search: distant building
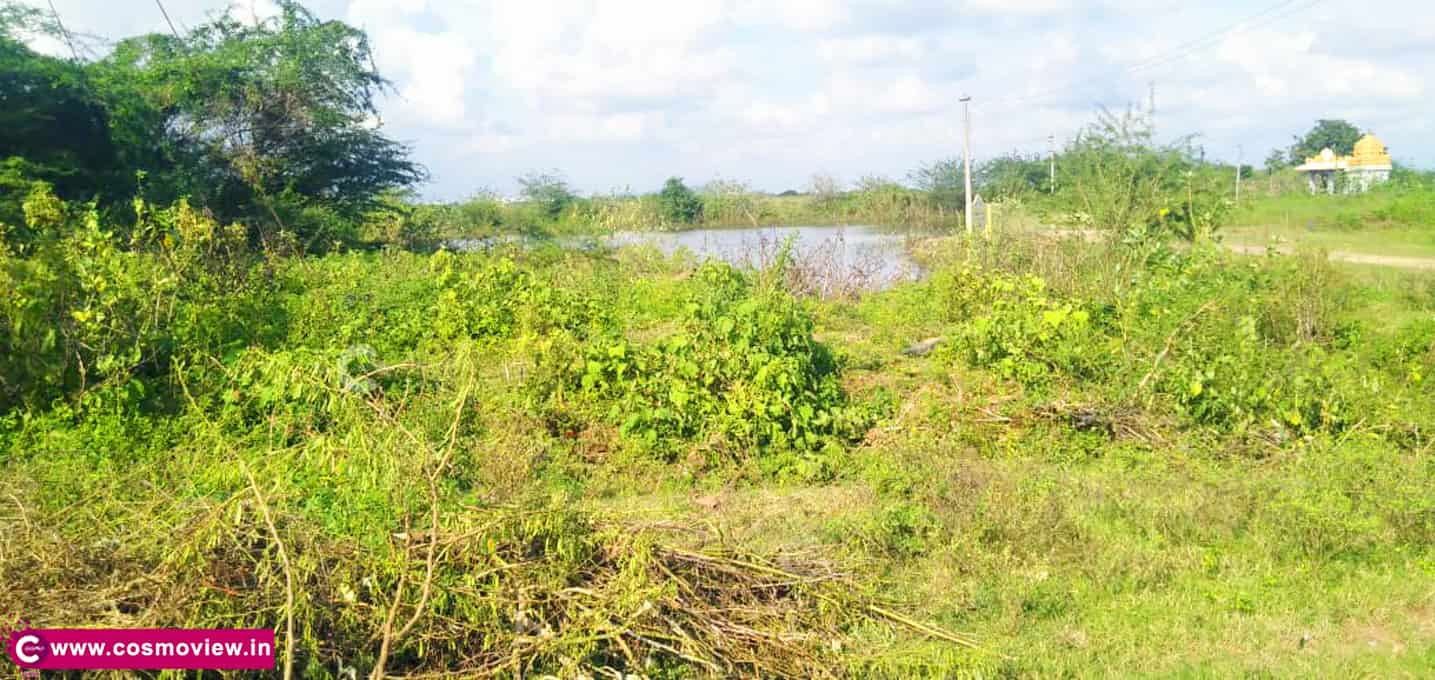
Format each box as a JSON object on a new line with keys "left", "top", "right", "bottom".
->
{"left": 1294, "top": 134, "right": 1393, "bottom": 194}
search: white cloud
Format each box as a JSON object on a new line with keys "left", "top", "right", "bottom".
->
{"left": 1214, "top": 29, "right": 1423, "bottom": 101}
{"left": 736, "top": 0, "right": 848, "bottom": 31}
{"left": 22, "top": 33, "right": 70, "bottom": 58}
{"left": 816, "top": 35, "right": 925, "bottom": 65}
{"left": 485, "top": 0, "right": 734, "bottom": 104}
{"left": 965, "top": 0, "right": 1071, "bottom": 16}
{"left": 346, "top": 0, "right": 477, "bottom": 127}
{"left": 231, "top": 0, "right": 282, "bottom": 24}
{"left": 739, "top": 93, "right": 832, "bottom": 132}
{"left": 14, "top": 0, "right": 1435, "bottom": 197}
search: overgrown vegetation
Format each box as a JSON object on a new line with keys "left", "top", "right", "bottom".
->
{"left": 1, "top": 0, "right": 422, "bottom": 250}
{"left": 4, "top": 2, "right": 1434, "bottom": 677}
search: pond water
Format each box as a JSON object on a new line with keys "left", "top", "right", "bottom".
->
{"left": 608, "top": 224, "right": 923, "bottom": 287}
{"left": 449, "top": 224, "right": 929, "bottom": 292}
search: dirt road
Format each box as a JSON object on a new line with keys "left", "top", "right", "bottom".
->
{"left": 1223, "top": 243, "right": 1435, "bottom": 270}
{"left": 1040, "top": 229, "right": 1435, "bottom": 271}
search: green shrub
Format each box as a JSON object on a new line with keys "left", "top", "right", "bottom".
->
{"left": 429, "top": 252, "right": 609, "bottom": 343}
{"left": 921, "top": 241, "right": 1421, "bottom": 440}
{"left": 545, "top": 262, "right": 858, "bottom": 464}
{"left": 657, "top": 176, "right": 703, "bottom": 225}
{"left": 936, "top": 266, "right": 1113, "bottom": 387}
{"left": 831, "top": 502, "right": 942, "bottom": 560}
{"left": 0, "top": 194, "right": 264, "bottom": 411}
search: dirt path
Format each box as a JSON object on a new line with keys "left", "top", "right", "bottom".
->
{"left": 1223, "top": 243, "right": 1435, "bottom": 270}
{"left": 1040, "top": 229, "right": 1435, "bottom": 271}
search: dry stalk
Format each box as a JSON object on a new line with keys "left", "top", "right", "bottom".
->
{"left": 238, "top": 458, "right": 294, "bottom": 680}
{"left": 1138, "top": 299, "right": 1217, "bottom": 393}
{"left": 369, "top": 384, "right": 471, "bottom": 679}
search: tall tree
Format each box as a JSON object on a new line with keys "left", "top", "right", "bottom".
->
{"left": 0, "top": 6, "right": 127, "bottom": 228}
{"left": 101, "top": 0, "right": 424, "bottom": 246}
{"left": 1264, "top": 148, "right": 1288, "bottom": 173}
{"left": 977, "top": 152, "right": 1049, "bottom": 198}
{"left": 906, "top": 159, "right": 964, "bottom": 210}
{"left": 1287, "top": 119, "right": 1362, "bottom": 165}
{"left": 517, "top": 171, "right": 576, "bottom": 219}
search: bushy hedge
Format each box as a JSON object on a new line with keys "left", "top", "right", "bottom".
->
{"left": 930, "top": 242, "right": 1433, "bottom": 441}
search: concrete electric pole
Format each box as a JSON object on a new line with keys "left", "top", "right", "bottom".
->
{"left": 1048, "top": 134, "right": 1056, "bottom": 194}
{"left": 1235, "top": 144, "right": 1243, "bottom": 203}
{"left": 961, "top": 95, "right": 972, "bottom": 235}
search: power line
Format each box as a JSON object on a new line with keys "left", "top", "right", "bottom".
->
{"left": 1121, "top": 0, "right": 1325, "bottom": 75}
{"left": 154, "top": 0, "right": 180, "bottom": 38}
{"left": 1119, "top": 0, "right": 1309, "bottom": 75}
{"left": 981, "top": 0, "right": 1327, "bottom": 112}
{"left": 45, "top": 0, "right": 81, "bottom": 61}
{"left": 959, "top": 0, "right": 1330, "bottom": 159}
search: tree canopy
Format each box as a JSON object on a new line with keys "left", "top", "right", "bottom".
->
{"left": 0, "top": 0, "right": 423, "bottom": 250}
{"left": 0, "top": 9, "right": 123, "bottom": 227}
{"left": 518, "top": 171, "right": 577, "bottom": 219}
{"left": 906, "top": 159, "right": 965, "bottom": 210}
{"left": 1288, "top": 119, "right": 1362, "bottom": 164}
{"left": 977, "top": 153, "right": 1050, "bottom": 199}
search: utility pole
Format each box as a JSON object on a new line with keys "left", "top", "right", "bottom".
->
{"left": 1235, "top": 144, "right": 1243, "bottom": 203}
{"left": 1048, "top": 134, "right": 1056, "bottom": 194}
{"left": 1148, "top": 81, "right": 1156, "bottom": 132}
{"left": 960, "top": 95, "right": 972, "bottom": 235}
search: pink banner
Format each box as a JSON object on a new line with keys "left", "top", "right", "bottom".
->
{"left": 7, "top": 628, "right": 275, "bottom": 670}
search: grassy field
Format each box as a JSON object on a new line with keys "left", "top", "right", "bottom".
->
{"left": 1224, "top": 181, "right": 1435, "bottom": 260}
{"left": 5, "top": 204, "right": 1434, "bottom": 677}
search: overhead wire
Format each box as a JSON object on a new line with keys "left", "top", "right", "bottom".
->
{"left": 979, "top": 0, "right": 1328, "bottom": 113}
{"left": 44, "top": 0, "right": 81, "bottom": 61}
{"left": 154, "top": 0, "right": 181, "bottom": 38}
{"left": 964, "top": 0, "right": 1330, "bottom": 153}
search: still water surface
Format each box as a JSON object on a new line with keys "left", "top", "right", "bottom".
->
{"left": 607, "top": 224, "right": 921, "bottom": 284}
{"left": 451, "top": 224, "right": 926, "bottom": 288}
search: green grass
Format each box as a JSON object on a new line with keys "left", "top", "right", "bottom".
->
{"left": 4, "top": 210, "right": 1435, "bottom": 677}
{"left": 1224, "top": 222, "right": 1435, "bottom": 260}
{"left": 1225, "top": 180, "right": 1435, "bottom": 259}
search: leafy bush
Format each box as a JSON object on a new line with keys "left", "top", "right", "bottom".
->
{"left": 549, "top": 262, "right": 858, "bottom": 464}
{"left": 518, "top": 171, "right": 577, "bottom": 220}
{"left": 1060, "top": 108, "right": 1231, "bottom": 240}
{"left": 658, "top": 176, "right": 703, "bottom": 225}
{"left": 830, "top": 502, "right": 942, "bottom": 560}
{"left": 429, "top": 252, "right": 609, "bottom": 343}
{"left": 1162, "top": 320, "right": 1353, "bottom": 434}
{"left": 0, "top": 191, "right": 265, "bottom": 411}
{"left": 935, "top": 266, "right": 1113, "bottom": 387}
{"left": 926, "top": 241, "right": 1420, "bottom": 440}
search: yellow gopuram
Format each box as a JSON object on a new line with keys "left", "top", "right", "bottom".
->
{"left": 1294, "top": 134, "right": 1393, "bottom": 194}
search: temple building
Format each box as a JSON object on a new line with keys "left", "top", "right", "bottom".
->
{"left": 1294, "top": 134, "right": 1393, "bottom": 194}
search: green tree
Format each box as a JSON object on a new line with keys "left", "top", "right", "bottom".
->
{"left": 0, "top": 8, "right": 129, "bottom": 230}
{"left": 907, "top": 158, "right": 965, "bottom": 210}
{"left": 99, "top": 0, "right": 424, "bottom": 248}
{"left": 808, "top": 173, "right": 842, "bottom": 208}
{"left": 658, "top": 176, "right": 703, "bottom": 224}
{"left": 518, "top": 171, "right": 576, "bottom": 219}
{"left": 1061, "top": 107, "right": 1228, "bottom": 240}
{"left": 1287, "top": 119, "right": 1362, "bottom": 165}
{"left": 1264, "top": 148, "right": 1288, "bottom": 173}
{"left": 977, "top": 153, "right": 1049, "bottom": 199}
{"left": 701, "top": 179, "right": 759, "bottom": 225}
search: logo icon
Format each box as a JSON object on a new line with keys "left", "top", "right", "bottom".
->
{"left": 9, "top": 630, "right": 47, "bottom": 666}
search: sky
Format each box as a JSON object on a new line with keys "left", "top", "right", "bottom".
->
{"left": 19, "top": 0, "right": 1435, "bottom": 199}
